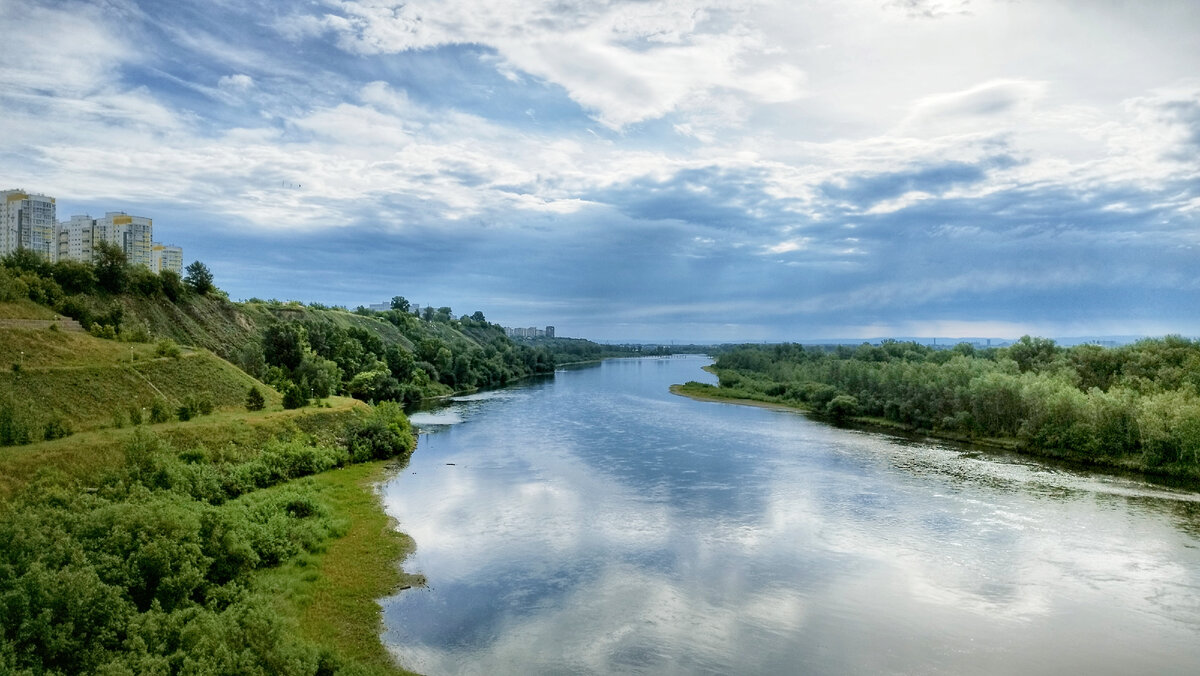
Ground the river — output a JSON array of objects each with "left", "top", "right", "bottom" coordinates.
[{"left": 380, "top": 355, "right": 1200, "bottom": 675}]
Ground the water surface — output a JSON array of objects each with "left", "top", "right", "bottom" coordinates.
[{"left": 382, "top": 356, "right": 1200, "bottom": 675}]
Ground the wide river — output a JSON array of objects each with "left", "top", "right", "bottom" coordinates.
[{"left": 380, "top": 356, "right": 1200, "bottom": 675}]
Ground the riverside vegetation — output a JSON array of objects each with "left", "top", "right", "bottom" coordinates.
[
  {"left": 1, "top": 247, "right": 616, "bottom": 673},
  {"left": 677, "top": 337, "right": 1200, "bottom": 478}
]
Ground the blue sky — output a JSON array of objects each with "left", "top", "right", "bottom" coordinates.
[{"left": 2, "top": 0, "right": 1198, "bottom": 341}]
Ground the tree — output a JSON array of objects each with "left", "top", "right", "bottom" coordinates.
[
  {"left": 245, "top": 386, "right": 265, "bottom": 411},
  {"left": 281, "top": 381, "right": 307, "bottom": 409},
  {"left": 94, "top": 241, "right": 128, "bottom": 293},
  {"left": 184, "top": 260, "right": 214, "bottom": 295},
  {"left": 390, "top": 296, "right": 410, "bottom": 312},
  {"left": 262, "top": 323, "right": 307, "bottom": 371},
  {"left": 825, "top": 394, "right": 859, "bottom": 422},
  {"left": 470, "top": 310, "right": 486, "bottom": 323},
  {"left": 159, "top": 270, "right": 184, "bottom": 301}
]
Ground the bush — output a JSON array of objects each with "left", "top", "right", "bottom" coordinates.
[
  {"left": 825, "top": 394, "right": 859, "bottom": 422},
  {"left": 155, "top": 338, "right": 182, "bottom": 358},
  {"left": 90, "top": 323, "right": 117, "bottom": 340},
  {"left": 344, "top": 401, "right": 415, "bottom": 462},
  {"left": 149, "top": 399, "right": 171, "bottom": 424},
  {"left": 281, "top": 382, "right": 307, "bottom": 410},
  {"left": 43, "top": 417, "right": 73, "bottom": 441},
  {"left": 245, "top": 386, "right": 265, "bottom": 411}
]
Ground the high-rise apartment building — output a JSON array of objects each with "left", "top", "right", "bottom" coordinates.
[
  {"left": 151, "top": 243, "right": 183, "bottom": 276},
  {"left": 95, "top": 212, "right": 153, "bottom": 268},
  {"left": 58, "top": 214, "right": 96, "bottom": 262},
  {"left": 2, "top": 190, "right": 58, "bottom": 261}
]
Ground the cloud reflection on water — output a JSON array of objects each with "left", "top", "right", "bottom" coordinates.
[{"left": 381, "top": 358, "right": 1200, "bottom": 675}]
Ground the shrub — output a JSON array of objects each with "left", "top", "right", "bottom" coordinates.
[
  {"left": 90, "top": 323, "right": 117, "bottom": 340},
  {"left": 344, "top": 401, "right": 415, "bottom": 462},
  {"left": 281, "top": 382, "right": 307, "bottom": 410},
  {"left": 245, "top": 386, "right": 265, "bottom": 411},
  {"left": 43, "top": 417, "right": 73, "bottom": 441},
  {"left": 128, "top": 406, "right": 143, "bottom": 426},
  {"left": 155, "top": 338, "right": 182, "bottom": 358},
  {"left": 149, "top": 399, "right": 171, "bottom": 424},
  {"left": 825, "top": 394, "right": 859, "bottom": 422}
]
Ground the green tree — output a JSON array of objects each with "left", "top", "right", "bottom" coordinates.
[
  {"left": 390, "top": 295, "right": 410, "bottom": 312},
  {"left": 94, "top": 241, "right": 128, "bottom": 293},
  {"left": 184, "top": 260, "right": 215, "bottom": 294},
  {"left": 262, "top": 323, "right": 308, "bottom": 371},
  {"left": 294, "top": 350, "right": 341, "bottom": 398},
  {"left": 245, "top": 386, "right": 266, "bottom": 411},
  {"left": 159, "top": 269, "right": 184, "bottom": 301},
  {"left": 281, "top": 382, "right": 307, "bottom": 409}
]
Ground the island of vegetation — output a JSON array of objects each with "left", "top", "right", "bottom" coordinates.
[
  {"left": 0, "top": 247, "right": 623, "bottom": 674},
  {"left": 674, "top": 337, "right": 1200, "bottom": 480}
]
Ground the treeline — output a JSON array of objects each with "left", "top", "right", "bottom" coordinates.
[
  {"left": 237, "top": 304, "right": 556, "bottom": 407},
  {"left": 0, "top": 246, "right": 214, "bottom": 338},
  {"left": 0, "top": 404, "right": 413, "bottom": 674},
  {"left": 702, "top": 336, "right": 1200, "bottom": 473}
]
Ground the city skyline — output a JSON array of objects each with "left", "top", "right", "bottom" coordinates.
[{"left": 2, "top": 1, "right": 1198, "bottom": 341}]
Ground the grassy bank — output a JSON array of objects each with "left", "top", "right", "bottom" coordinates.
[{"left": 254, "top": 461, "right": 422, "bottom": 675}]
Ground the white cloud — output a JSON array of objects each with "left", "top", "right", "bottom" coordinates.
[
  {"left": 217, "top": 73, "right": 255, "bottom": 91},
  {"left": 310, "top": 0, "right": 804, "bottom": 128}
]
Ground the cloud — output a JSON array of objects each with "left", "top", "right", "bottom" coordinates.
[
  {"left": 308, "top": 0, "right": 805, "bottom": 128},
  {"left": 217, "top": 73, "right": 254, "bottom": 91},
  {"left": 900, "top": 79, "right": 1048, "bottom": 136}
]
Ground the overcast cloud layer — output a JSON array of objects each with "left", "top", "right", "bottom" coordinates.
[{"left": 2, "top": 0, "right": 1198, "bottom": 341}]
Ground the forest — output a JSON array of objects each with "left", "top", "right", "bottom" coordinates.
[{"left": 691, "top": 336, "right": 1200, "bottom": 474}]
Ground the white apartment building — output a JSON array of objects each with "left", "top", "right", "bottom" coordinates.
[
  {"left": 7, "top": 189, "right": 184, "bottom": 274},
  {"left": 58, "top": 214, "right": 96, "bottom": 262},
  {"left": 151, "top": 243, "right": 183, "bottom": 276},
  {"left": 95, "top": 212, "right": 153, "bottom": 268},
  {"left": 2, "top": 190, "right": 58, "bottom": 261}
]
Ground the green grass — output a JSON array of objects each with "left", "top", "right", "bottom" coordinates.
[
  {"left": 0, "top": 398, "right": 365, "bottom": 500},
  {"left": 253, "top": 461, "right": 422, "bottom": 675},
  {"left": 1, "top": 321, "right": 287, "bottom": 434},
  {"left": 0, "top": 300, "right": 58, "bottom": 320}
]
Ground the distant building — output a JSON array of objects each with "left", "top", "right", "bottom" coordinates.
[
  {"left": 366, "top": 302, "right": 390, "bottom": 312},
  {"left": 2, "top": 190, "right": 57, "bottom": 261},
  {"left": 151, "top": 243, "right": 183, "bottom": 276},
  {"left": 504, "top": 325, "right": 556, "bottom": 338},
  {"left": 58, "top": 215, "right": 96, "bottom": 262},
  {"left": 94, "top": 212, "right": 153, "bottom": 268}
]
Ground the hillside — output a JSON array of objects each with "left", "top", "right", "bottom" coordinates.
[
  {"left": 0, "top": 312, "right": 282, "bottom": 438},
  {"left": 0, "top": 290, "right": 419, "bottom": 674}
]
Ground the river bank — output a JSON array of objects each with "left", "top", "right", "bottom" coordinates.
[
  {"left": 255, "top": 460, "right": 423, "bottom": 675},
  {"left": 669, "top": 381, "right": 1200, "bottom": 486}
]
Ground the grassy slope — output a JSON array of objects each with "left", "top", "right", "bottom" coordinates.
[
  {"left": 0, "top": 326, "right": 282, "bottom": 432},
  {"left": 120, "top": 296, "right": 422, "bottom": 359},
  {"left": 0, "top": 300, "right": 58, "bottom": 319},
  {"left": 0, "top": 397, "right": 364, "bottom": 501}
]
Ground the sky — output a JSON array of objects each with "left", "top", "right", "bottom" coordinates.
[{"left": 2, "top": 0, "right": 1199, "bottom": 342}]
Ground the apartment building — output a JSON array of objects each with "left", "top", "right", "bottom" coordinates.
[
  {"left": 151, "top": 243, "right": 183, "bottom": 276},
  {"left": 2, "top": 190, "right": 58, "bottom": 261}
]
